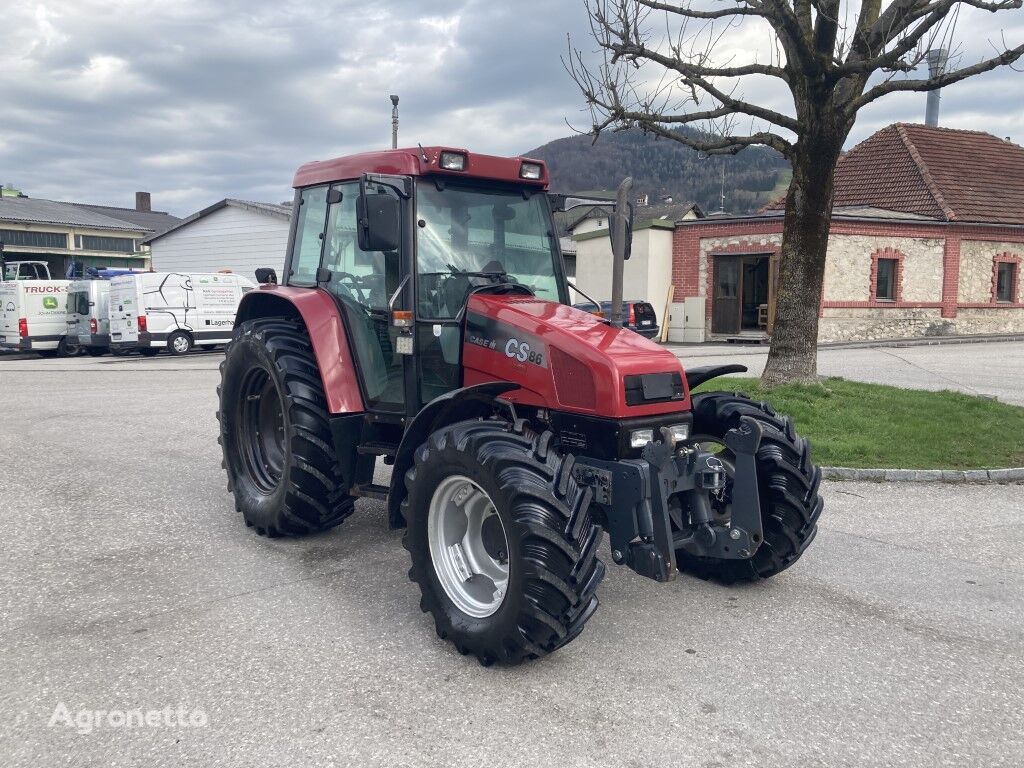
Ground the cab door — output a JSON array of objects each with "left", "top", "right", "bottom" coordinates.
[{"left": 287, "top": 181, "right": 410, "bottom": 414}]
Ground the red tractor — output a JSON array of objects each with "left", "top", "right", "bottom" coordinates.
[{"left": 218, "top": 147, "right": 822, "bottom": 665}]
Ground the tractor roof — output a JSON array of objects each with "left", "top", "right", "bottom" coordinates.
[{"left": 292, "top": 147, "right": 549, "bottom": 190}]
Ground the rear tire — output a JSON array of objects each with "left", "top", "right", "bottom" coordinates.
[
  {"left": 675, "top": 392, "right": 823, "bottom": 583},
  {"left": 167, "top": 331, "right": 193, "bottom": 355},
  {"left": 56, "top": 336, "right": 80, "bottom": 357},
  {"left": 402, "top": 420, "right": 605, "bottom": 665},
  {"left": 218, "top": 317, "right": 354, "bottom": 536}
]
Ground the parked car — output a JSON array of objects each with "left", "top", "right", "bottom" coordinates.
[
  {"left": 108, "top": 272, "right": 255, "bottom": 356},
  {"left": 573, "top": 299, "right": 660, "bottom": 338}
]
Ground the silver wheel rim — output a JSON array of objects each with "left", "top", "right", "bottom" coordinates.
[
  {"left": 427, "top": 475, "right": 509, "bottom": 618},
  {"left": 172, "top": 336, "right": 189, "bottom": 353}
]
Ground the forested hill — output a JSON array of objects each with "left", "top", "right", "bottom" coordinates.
[{"left": 524, "top": 128, "right": 790, "bottom": 214}]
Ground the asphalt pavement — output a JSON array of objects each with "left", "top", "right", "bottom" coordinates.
[
  {"left": 667, "top": 340, "right": 1024, "bottom": 406},
  {"left": 0, "top": 347, "right": 1022, "bottom": 767}
]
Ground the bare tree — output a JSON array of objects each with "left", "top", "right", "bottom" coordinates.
[{"left": 568, "top": 0, "right": 1023, "bottom": 385}]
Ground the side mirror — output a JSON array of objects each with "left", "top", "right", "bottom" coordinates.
[
  {"left": 357, "top": 191, "right": 401, "bottom": 252},
  {"left": 255, "top": 267, "right": 277, "bottom": 284}
]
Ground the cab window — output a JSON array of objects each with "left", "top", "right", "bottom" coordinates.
[{"left": 288, "top": 186, "right": 329, "bottom": 286}]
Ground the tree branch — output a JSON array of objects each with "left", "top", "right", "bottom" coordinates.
[
  {"left": 602, "top": 109, "right": 795, "bottom": 156},
  {"left": 634, "top": 0, "right": 767, "bottom": 20},
  {"left": 598, "top": 29, "right": 799, "bottom": 130},
  {"left": 850, "top": 41, "right": 1024, "bottom": 110}
]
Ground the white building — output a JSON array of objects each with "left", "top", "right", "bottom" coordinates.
[
  {"left": 568, "top": 201, "right": 703, "bottom": 322},
  {"left": 144, "top": 199, "right": 291, "bottom": 281}
]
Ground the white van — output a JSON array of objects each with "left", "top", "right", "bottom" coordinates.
[
  {"left": 108, "top": 272, "right": 255, "bottom": 355},
  {"left": 66, "top": 280, "right": 113, "bottom": 356},
  {"left": 0, "top": 279, "right": 78, "bottom": 356}
]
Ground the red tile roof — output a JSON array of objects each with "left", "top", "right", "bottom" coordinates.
[{"left": 771, "top": 124, "right": 1024, "bottom": 225}]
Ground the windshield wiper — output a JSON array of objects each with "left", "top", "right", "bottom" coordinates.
[{"left": 421, "top": 268, "right": 510, "bottom": 282}]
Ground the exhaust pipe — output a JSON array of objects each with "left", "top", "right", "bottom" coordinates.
[{"left": 609, "top": 176, "right": 633, "bottom": 328}]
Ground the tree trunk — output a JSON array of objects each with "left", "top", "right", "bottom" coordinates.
[{"left": 760, "top": 137, "right": 843, "bottom": 387}]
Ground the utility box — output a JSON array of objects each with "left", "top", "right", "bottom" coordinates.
[{"left": 668, "top": 297, "right": 706, "bottom": 343}]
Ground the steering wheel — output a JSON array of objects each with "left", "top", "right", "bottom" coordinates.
[{"left": 333, "top": 272, "right": 367, "bottom": 303}]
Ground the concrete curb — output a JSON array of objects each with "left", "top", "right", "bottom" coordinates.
[{"left": 822, "top": 466, "right": 1024, "bottom": 483}]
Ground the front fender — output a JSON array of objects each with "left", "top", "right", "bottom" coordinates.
[{"left": 386, "top": 381, "right": 519, "bottom": 528}]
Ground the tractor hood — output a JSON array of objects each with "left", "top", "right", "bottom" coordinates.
[{"left": 461, "top": 294, "right": 692, "bottom": 418}]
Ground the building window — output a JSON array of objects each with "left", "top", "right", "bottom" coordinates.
[
  {"left": 75, "top": 235, "right": 138, "bottom": 253},
  {"left": 0, "top": 228, "right": 68, "bottom": 249},
  {"left": 876, "top": 258, "right": 897, "bottom": 300},
  {"left": 562, "top": 254, "right": 576, "bottom": 279},
  {"left": 992, "top": 254, "right": 1020, "bottom": 304},
  {"left": 869, "top": 247, "right": 904, "bottom": 304}
]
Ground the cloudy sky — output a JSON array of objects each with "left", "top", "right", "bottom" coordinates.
[{"left": 2, "top": 0, "right": 1021, "bottom": 216}]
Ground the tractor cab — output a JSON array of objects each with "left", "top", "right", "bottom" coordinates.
[
  {"left": 221, "top": 146, "right": 822, "bottom": 666},
  {"left": 278, "top": 147, "right": 571, "bottom": 416}
]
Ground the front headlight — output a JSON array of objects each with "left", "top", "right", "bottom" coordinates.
[
  {"left": 629, "top": 429, "right": 654, "bottom": 448},
  {"left": 668, "top": 423, "right": 690, "bottom": 443}
]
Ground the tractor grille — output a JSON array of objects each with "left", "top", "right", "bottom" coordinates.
[{"left": 550, "top": 346, "right": 597, "bottom": 410}]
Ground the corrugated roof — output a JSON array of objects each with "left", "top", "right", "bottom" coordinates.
[
  {"left": 766, "top": 123, "right": 1024, "bottom": 225},
  {"left": 0, "top": 196, "right": 148, "bottom": 232},
  {"left": 64, "top": 203, "right": 181, "bottom": 236}
]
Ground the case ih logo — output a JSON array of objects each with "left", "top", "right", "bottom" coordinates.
[{"left": 25, "top": 285, "right": 64, "bottom": 294}]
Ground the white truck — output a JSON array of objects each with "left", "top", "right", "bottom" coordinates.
[
  {"left": 108, "top": 272, "right": 255, "bottom": 356},
  {"left": 66, "top": 280, "right": 114, "bottom": 356},
  {"left": 3, "top": 260, "right": 53, "bottom": 281},
  {"left": 0, "top": 279, "right": 78, "bottom": 356}
]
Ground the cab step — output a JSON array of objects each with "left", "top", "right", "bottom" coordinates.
[
  {"left": 351, "top": 483, "right": 390, "bottom": 501},
  {"left": 356, "top": 441, "right": 398, "bottom": 459}
]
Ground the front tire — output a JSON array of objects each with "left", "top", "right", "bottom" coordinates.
[
  {"left": 675, "top": 392, "right": 823, "bottom": 583},
  {"left": 218, "top": 318, "right": 354, "bottom": 536},
  {"left": 402, "top": 420, "right": 605, "bottom": 665}
]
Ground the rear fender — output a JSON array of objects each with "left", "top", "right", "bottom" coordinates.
[
  {"left": 386, "top": 382, "right": 519, "bottom": 528},
  {"left": 236, "top": 286, "right": 364, "bottom": 414}
]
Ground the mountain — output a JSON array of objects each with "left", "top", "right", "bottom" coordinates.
[{"left": 525, "top": 128, "right": 790, "bottom": 214}]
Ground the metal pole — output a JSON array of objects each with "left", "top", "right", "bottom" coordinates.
[
  {"left": 609, "top": 176, "right": 633, "bottom": 329},
  {"left": 390, "top": 95, "right": 400, "bottom": 149},
  {"left": 925, "top": 50, "right": 947, "bottom": 127}
]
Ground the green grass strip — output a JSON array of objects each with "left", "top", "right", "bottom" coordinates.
[{"left": 692, "top": 377, "right": 1024, "bottom": 470}]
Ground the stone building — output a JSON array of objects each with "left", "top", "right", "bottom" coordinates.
[{"left": 671, "top": 124, "right": 1024, "bottom": 342}]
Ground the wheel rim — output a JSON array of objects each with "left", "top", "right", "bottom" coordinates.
[
  {"left": 172, "top": 335, "right": 190, "bottom": 353},
  {"left": 236, "top": 367, "right": 286, "bottom": 494},
  {"left": 427, "top": 475, "right": 510, "bottom": 619}
]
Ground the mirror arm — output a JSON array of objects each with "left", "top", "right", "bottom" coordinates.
[
  {"left": 566, "top": 280, "right": 605, "bottom": 315},
  {"left": 388, "top": 274, "right": 410, "bottom": 310}
]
